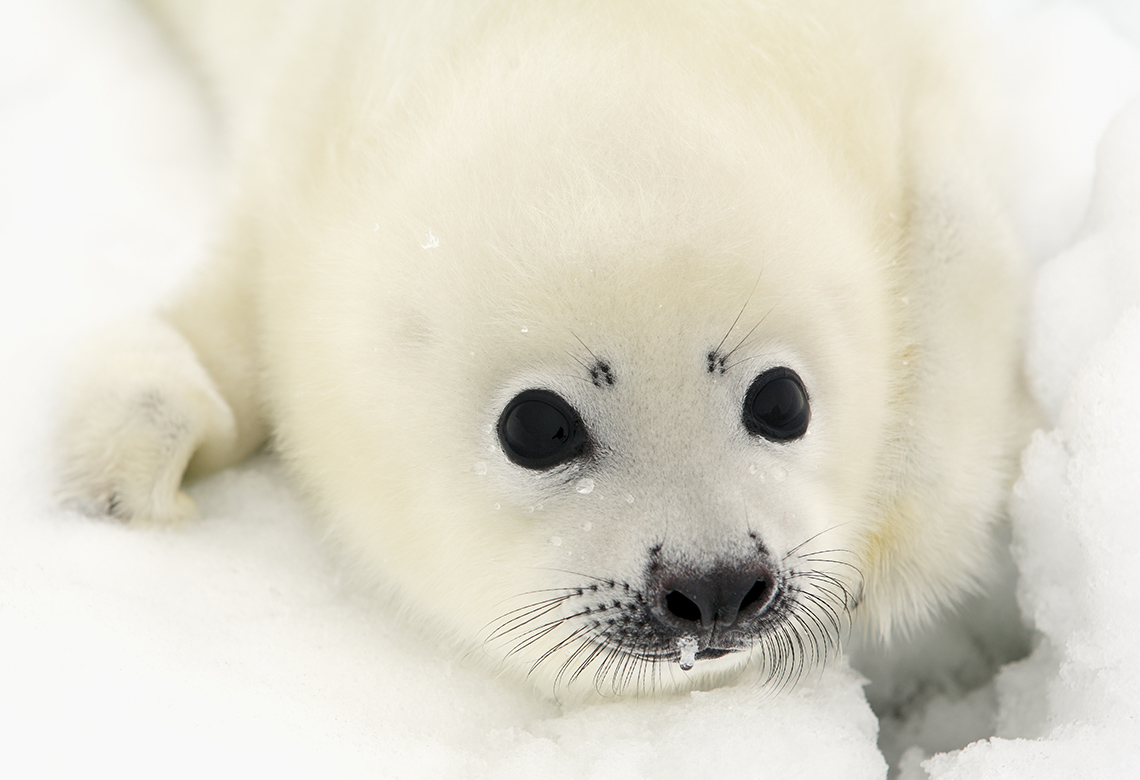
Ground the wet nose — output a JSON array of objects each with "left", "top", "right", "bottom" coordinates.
[{"left": 657, "top": 563, "right": 776, "bottom": 631}]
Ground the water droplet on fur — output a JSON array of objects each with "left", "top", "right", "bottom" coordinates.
[
  {"left": 420, "top": 229, "right": 440, "bottom": 249},
  {"left": 521, "top": 326, "right": 529, "bottom": 333},
  {"left": 550, "top": 536, "right": 562, "bottom": 547},
  {"left": 493, "top": 503, "right": 501, "bottom": 510},
  {"left": 625, "top": 493, "right": 634, "bottom": 504},
  {"left": 526, "top": 506, "right": 534, "bottom": 513},
  {"left": 748, "top": 463, "right": 758, "bottom": 475},
  {"left": 582, "top": 521, "right": 593, "bottom": 531},
  {"left": 770, "top": 465, "right": 787, "bottom": 483},
  {"left": 575, "top": 478, "right": 595, "bottom": 494},
  {"left": 483, "top": 424, "right": 493, "bottom": 434},
  {"left": 472, "top": 462, "right": 487, "bottom": 475},
  {"left": 678, "top": 635, "right": 698, "bottom": 671}
]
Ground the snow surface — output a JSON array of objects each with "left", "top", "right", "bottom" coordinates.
[{"left": 2, "top": 0, "right": 1139, "bottom": 777}]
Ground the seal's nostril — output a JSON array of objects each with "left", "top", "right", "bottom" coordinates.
[
  {"left": 654, "top": 563, "right": 776, "bottom": 632},
  {"left": 665, "top": 590, "right": 702, "bottom": 623},
  {"left": 738, "top": 579, "right": 769, "bottom": 613}
]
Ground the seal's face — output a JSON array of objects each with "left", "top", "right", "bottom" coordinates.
[
  {"left": 419, "top": 134, "right": 894, "bottom": 694},
  {"left": 466, "top": 248, "right": 890, "bottom": 694},
  {"left": 488, "top": 361, "right": 826, "bottom": 688}
]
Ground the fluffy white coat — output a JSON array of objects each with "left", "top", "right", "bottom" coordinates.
[{"left": 58, "top": 0, "right": 1033, "bottom": 696}]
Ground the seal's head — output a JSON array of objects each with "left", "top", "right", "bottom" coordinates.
[
  {"left": 272, "top": 108, "right": 898, "bottom": 695},
  {"left": 257, "top": 3, "right": 1025, "bottom": 697},
  {"left": 454, "top": 155, "right": 894, "bottom": 694}
]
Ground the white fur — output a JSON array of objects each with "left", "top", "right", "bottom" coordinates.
[{"left": 59, "top": 0, "right": 1033, "bottom": 696}]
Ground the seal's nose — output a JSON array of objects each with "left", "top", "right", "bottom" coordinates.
[{"left": 656, "top": 562, "right": 776, "bottom": 632}]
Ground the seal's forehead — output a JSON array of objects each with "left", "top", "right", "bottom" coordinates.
[
  {"left": 463, "top": 213, "right": 889, "bottom": 349},
  {"left": 373, "top": 83, "right": 902, "bottom": 366}
]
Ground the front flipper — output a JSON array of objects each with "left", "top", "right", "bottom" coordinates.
[
  {"left": 57, "top": 235, "right": 267, "bottom": 524},
  {"left": 56, "top": 315, "right": 239, "bottom": 523}
]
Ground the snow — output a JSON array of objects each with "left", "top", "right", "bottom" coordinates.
[
  {"left": 928, "top": 92, "right": 1140, "bottom": 780},
  {"left": 1, "top": 0, "right": 1139, "bottom": 777}
]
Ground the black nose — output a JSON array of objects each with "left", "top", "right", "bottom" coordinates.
[{"left": 657, "top": 563, "right": 776, "bottom": 631}]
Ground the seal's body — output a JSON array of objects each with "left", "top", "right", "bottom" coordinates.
[{"left": 59, "top": 0, "right": 1032, "bottom": 695}]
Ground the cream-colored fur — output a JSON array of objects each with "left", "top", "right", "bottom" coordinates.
[{"left": 58, "top": 0, "right": 1032, "bottom": 696}]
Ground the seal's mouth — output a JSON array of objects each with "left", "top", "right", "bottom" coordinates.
[
  {"left": 487, "top": 562, "right": 852, "bottom": 691},
  {"left": 672, "top": 633, "right": 748, "bottom": 670}
]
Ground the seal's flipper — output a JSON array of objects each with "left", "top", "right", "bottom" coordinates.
[{"left": 57, "top": 240, "right": 266, "bottom": 524}]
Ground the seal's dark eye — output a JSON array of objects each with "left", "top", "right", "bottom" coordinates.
[
  {"left": 498, "top": 389, "right": 588, "bottom": 469},
  {"left": 743, "top": 368, "right": 810, "bottom": 441}
]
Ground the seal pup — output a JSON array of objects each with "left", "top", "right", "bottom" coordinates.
[{"left": 58, "top": 0, "right": 1033, "bottom": 696}]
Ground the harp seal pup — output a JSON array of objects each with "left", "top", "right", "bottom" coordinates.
[{"left": 57, "top": 0, "right": 1033, "bottom": 696}]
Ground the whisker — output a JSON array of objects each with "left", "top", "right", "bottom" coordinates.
[
  {"left": 505, "top": 602, "right": 614, "bottom": 647},
  {"left": 485, "top": 588, "right": 579, "bottom": 624},
  {"left": 798, "top": 588, "right": 844, "bottom": 636},
  {"left": 563, "top": 349, "right": 593, "bottom": 374},
  {"left": 554, "top": 631, "right": 603, "bottom": 688},
  {"left": 783, "top": 525, "right": 853, "bottom": 559},
  {"left": 529, "top": 567, "right": 625, "bottom": 590},
  {"left": 568, "top": 631, "right": 614, "bottom": 686},
  {"left": 798, "top": 555, "right": 863, "bottom": 573},
  {"left": 528, "top": 624, "right": 595, "bottom": 676},
  {"left": 505, "top": 620, "right": 568, "bottom": 660},
  {"left": 484, "top": 594, "right": 575, "bottom": 641},
  {"left": 722, "top": 300, "right": 778, "bottom": 365},
  {"left": 712, "top": 273, "right": 763, "bottom": 358},
  {"left": 489, "top": 535, "right": 862, "bottom": 697},
  {"left": 569, "top": 331, "right": 601, "bottom": 365}
]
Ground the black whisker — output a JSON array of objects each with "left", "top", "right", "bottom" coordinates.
[
  {"left": 485, "top": 595, "right": 574, "bottom": 641},
  {"left": 569, "top": 331, "right": 601, "bottom": 365},
  {"left": 485, "top": 528, "right": 863, "bottom": 696},
  {"left": 712, "top": 273, "right": 763, "bottom": 358},
  {"left": 721, "top": 301, "right": 778, "bottom": 366},
  {"left": 782, "top": 524, "right": 853, "bottom": 560},
  {"left": 528, "top": 624, "right": 594, "bottom": 676},
  {"left": 554, "top": 631, "right": 603, "bottom": 688}
]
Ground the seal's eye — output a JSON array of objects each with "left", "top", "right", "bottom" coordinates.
[
  {"left": 743, "top": 367, "right": 810, "bottom": 441},
  {"left": 498, "top": 389, "right": 588, "bottom": 469}
]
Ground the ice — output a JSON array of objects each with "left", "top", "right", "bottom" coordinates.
[
  {"left": 677, "top": 635, "right": 699, "bottom": 671},
  {"left": 2, "top": 0, "right": 1140, "bottom": 777}
]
